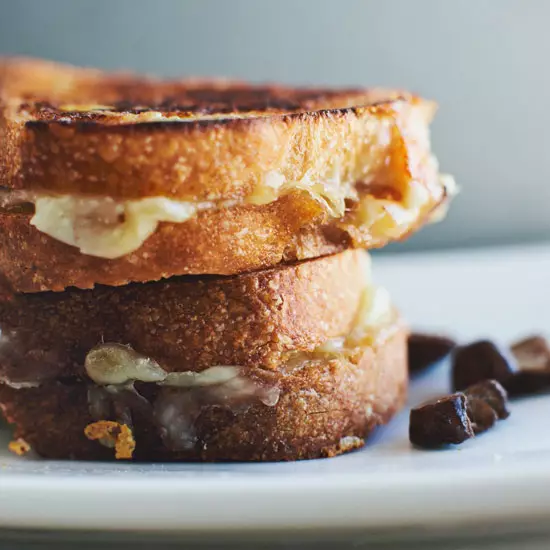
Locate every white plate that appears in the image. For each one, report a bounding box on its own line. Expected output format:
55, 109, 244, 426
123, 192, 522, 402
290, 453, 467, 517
2, 244, 550, 535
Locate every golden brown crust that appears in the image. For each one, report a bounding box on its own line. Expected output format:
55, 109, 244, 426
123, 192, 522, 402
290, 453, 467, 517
0, 57, 433, 200
0, 250, 369, 384
0, 56, 396, 112
0, 193, 334, 292
0, 194, 386, 293
12, 100, 427, 200
0, 327, 407, 461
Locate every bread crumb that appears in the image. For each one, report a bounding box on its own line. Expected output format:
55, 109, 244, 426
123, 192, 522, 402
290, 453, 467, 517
8, 438, 31, 456
84, 421, 135, 459
337, 435, 364, 453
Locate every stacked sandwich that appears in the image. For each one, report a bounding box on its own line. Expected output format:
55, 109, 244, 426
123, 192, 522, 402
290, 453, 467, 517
0, 58, 453, 461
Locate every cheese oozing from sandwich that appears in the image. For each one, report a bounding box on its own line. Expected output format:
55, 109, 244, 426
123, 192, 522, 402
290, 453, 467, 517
30, 196, 208, 259
22, 169, 454, 259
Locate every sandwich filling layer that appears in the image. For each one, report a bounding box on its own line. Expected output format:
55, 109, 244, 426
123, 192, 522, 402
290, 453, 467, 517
0, 172, 454, 259
0, 324, 409, 460
81, 278, 399, 452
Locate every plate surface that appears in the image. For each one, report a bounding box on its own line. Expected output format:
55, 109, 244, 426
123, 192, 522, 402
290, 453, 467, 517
2, 244, 550, 534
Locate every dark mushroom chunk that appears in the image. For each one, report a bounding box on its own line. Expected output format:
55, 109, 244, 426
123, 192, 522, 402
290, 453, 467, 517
408, 332, 456, 374
452, 340, 516, 391
464, 379, 510, 420
505, 335, 550, 397
409, 393, 474, 449
511, 335, 550, 371
410, 379, 511, 449
505, 371, 550, 397
465, 397, 498, 434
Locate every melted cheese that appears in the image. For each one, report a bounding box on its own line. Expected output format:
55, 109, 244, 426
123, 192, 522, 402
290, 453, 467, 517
84, 345, 280, 415
31, 196, 204, 259
352, 179, 431, 239
19, 169, 454, 260
427, 173, 459, 224
345, 284, 394, 346
248, 168, 358, 219
85, 343, 167, 385
27, 184, 429, 259
315, 256, 395, 353
85, 343, 242, 387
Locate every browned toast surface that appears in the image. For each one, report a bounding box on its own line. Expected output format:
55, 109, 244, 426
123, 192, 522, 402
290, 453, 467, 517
0, 326, 407, 461
0, 56, 406, 122
0, 56, 430, 199
0, 250, 377, 385
0, 192, 442, 293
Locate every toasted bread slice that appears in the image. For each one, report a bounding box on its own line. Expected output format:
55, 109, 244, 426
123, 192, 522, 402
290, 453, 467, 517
0, 325, 407, 461
0, 250, 397, 386
0, 57, 452, 292
0, 190, 442, 293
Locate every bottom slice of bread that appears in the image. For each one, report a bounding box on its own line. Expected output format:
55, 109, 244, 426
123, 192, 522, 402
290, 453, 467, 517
0, 327, 407, 462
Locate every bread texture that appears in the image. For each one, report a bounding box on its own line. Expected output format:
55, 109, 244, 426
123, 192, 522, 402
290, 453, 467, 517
0, 59, 418, 462
0, 58, 433, 200
0, 57, 451, 292
0, 190, 443, 293
0, 326, 407, 461
0, 250, 372, 385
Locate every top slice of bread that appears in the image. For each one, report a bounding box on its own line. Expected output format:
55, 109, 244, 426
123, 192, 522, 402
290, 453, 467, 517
0, 56, 437, 200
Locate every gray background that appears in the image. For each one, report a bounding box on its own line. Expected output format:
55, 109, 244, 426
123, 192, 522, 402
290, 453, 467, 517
0, 0, 547, 251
